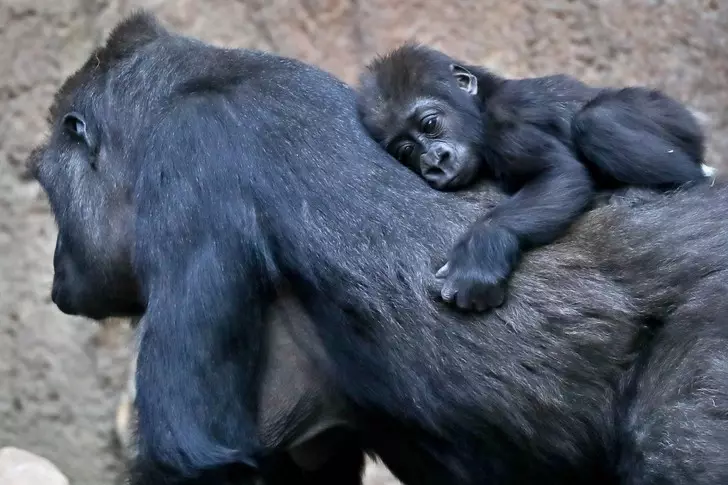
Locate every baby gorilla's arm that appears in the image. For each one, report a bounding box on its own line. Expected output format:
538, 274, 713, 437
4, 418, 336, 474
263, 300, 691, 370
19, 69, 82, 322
436, 123, 594, 311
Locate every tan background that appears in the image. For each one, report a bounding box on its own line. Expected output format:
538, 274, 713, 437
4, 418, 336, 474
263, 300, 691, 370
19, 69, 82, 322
1, 1, 727, 484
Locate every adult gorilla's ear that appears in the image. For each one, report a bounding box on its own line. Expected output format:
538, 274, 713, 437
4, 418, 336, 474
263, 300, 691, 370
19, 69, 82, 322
451, 64, 478, 96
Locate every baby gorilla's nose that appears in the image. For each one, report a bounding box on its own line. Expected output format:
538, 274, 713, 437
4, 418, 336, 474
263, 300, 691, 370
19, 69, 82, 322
420, 146, 454, 189
434, 146, 451, 161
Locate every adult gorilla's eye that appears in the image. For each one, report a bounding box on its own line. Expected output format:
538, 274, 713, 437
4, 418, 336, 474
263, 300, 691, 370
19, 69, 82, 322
62, 112, 88, 142
62, 112, 97, 169
395, 144, 414, 162
421, 115, 439, 135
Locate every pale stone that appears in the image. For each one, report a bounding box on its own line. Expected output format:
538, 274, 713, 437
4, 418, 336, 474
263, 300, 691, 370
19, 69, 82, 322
0, 447, 69, 485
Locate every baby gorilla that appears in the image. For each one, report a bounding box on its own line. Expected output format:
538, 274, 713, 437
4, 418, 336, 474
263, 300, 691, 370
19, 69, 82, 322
357, 43, 714, 312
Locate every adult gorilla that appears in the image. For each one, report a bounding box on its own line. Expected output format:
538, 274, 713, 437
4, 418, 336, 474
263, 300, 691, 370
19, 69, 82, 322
29, 12, 728, 485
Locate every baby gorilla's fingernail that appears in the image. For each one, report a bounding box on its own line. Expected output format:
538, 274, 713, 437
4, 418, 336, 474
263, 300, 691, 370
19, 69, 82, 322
436, 263, 450, 278
701, 164, 716, 177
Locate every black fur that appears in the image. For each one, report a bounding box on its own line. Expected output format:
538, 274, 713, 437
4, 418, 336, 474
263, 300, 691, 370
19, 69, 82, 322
573, 86, 707, 187
357, 44, 710, 311
29, 13, 728, 485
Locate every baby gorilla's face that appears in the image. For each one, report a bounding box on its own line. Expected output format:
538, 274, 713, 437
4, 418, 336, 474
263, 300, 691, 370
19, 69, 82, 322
356, 44, 487, 190
378, 96, 484, 191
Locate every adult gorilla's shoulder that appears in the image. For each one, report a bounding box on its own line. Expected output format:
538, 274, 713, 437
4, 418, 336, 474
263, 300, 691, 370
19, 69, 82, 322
30, 12, 728, 485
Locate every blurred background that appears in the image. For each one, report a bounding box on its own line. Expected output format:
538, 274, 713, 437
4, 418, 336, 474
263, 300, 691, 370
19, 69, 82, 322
0, 0, 726, 483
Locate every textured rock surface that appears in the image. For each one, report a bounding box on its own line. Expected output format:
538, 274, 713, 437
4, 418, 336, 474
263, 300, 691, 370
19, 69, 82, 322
1, 1, 726, 484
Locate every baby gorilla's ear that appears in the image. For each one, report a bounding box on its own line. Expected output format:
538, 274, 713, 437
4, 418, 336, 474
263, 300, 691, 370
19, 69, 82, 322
451, 64, 478, 96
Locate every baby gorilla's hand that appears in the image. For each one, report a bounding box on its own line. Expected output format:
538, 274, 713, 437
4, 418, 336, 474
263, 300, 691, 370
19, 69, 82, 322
435, 224, 520, 312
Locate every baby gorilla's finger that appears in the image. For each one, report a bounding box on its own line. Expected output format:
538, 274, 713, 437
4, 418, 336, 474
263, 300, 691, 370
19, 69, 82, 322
441, 279, 458, 302
456, 288, 474, 311
426, 273, 445, 301
473, 299, 489, 312
483, 282, 506, 308
464, 279, 507, 312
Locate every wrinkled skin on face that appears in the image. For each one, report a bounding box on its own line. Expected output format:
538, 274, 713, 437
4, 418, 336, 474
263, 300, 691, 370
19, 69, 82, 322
378, 94, 483, 191
357, 45, 486, 191
28, 87, 144, 320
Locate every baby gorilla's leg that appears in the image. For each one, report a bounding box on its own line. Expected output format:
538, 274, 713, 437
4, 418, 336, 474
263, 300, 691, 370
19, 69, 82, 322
573, 87, 706, 188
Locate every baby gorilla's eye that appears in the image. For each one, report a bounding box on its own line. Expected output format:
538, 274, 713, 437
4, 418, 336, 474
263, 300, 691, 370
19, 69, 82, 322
421, 115, 439, 135
395, 143, 414, 162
